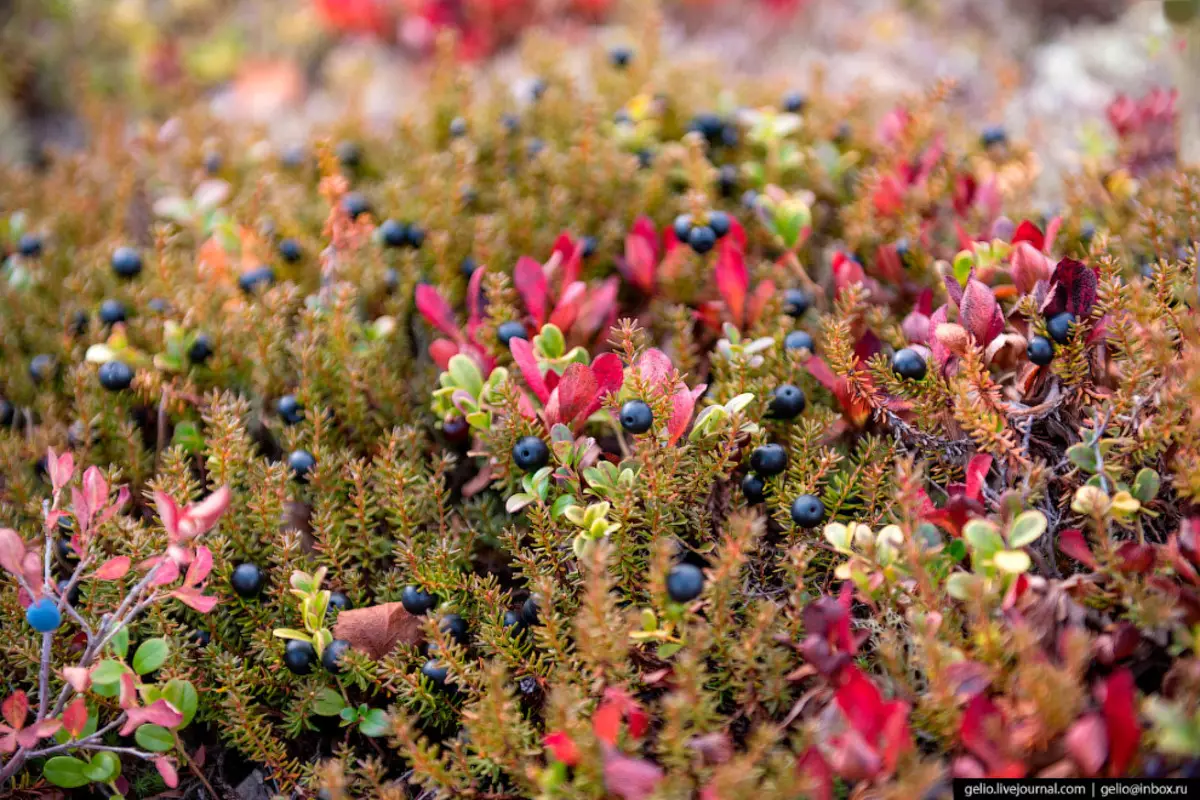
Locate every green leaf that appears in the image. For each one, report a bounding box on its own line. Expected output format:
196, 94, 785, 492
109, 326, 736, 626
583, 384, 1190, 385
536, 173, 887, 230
162, 679, 199, 727
1133, 468, 1161, 504
550, 495, 577, 519
952, 250, 974, 285
91, 659, 128, 684
339, 707, 357, 723
992, 549, 1032, 574
171, 421, 204, 454
1007, 510, 1047, 548
1066, 443, 1098, 473
109, 626, 129, 659
314, 688, 348, 717
132, 638, 169, 675
273, 628, 312, 642
656, 641, 683, 659
358, 708, 391, 737
43, 757, 91, 788
134, 724, 175, 753
447, 354, 483, 399
963, 520, 1004, 556
945, 572, 976, 601
538, 324, 566, 358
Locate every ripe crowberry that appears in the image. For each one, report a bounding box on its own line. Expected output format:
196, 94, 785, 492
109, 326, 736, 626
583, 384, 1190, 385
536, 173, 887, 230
189, 334, 214, 365
782, 91, 806, 113
203, 152, 223, 174
98, 361, 134, 392
673, 214, 693, 242
892, 348, 927, 381
0, 398, 14, 427
688, 226, 717, 254
17, 234, 42, 257
335, 140, 361, 168
111, 246, 143, 279
341, 192, 371, 220
741, 472, 766, 504
666, 563, 705, 603
785, 330, 815, 353
231, 563, 265, 598
68, 310, 88, 336
401, 586, 438, 616
791, 494, 825, 528
278, 238, 302, 263
98, 299, 127, 326
460, 256, 478, 277
980, 126, 1008, 148
521, 595, 540, 626
380, 219, 408, 248
619, 400, 654, 434
503, 610, 525, 633
421, 659, 449, 688
283, 639, 316, 675
717, 165, 739, 198
29, 354, 55, 384
57, 579, 80, 606
440, 614, 470, 647
277, 395, 303, 425
609, 45, 633, 68
1027, 335, 1055, 366
784, 288, 810, 318
769, 385, 806, 420
512, 436, 549, 472
405, 224, 426, 249
26, 598, 61, 633
449, 117, 468, 138
707, 211, 732, 239
288, 449, 316, 482
1047, 312, 1075, 345
328, 591, 352, 613
322, 639, 351, 674
238, 266, 275, 294
750, 443, 788, 477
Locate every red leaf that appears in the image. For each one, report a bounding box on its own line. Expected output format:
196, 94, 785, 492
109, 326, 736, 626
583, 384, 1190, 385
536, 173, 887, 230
120, 699, 184, 736
603, 750, 663, 800
593, 699, 622, 745
48, 448, 74, 494
958, 279, 1003, 346
668, 385, 705, 445
180, 486, 231, 539
590, 353, 625, 402
960, 694, 1026, 778
185, 545, 214, 586
835, 667, 886, 739
429, 339, 459, 371
1065, 713, 1108, 776
16, 719, 61, 747
155, 757, 179, 789
574, 277, 619, 341
796, 748, 833, 800
1042, 258, 1099, 317
62, 697, 88, 738
832, 252, 866, 299
0, 528, 26, 577
551, 233, 584, 288
1058, 529, 1098, 568
1012, 220, 1045, 251
93, 556, 131, 581
2, 691, 28, 730
154, 492, 182, 541
82, 466, 108, 519
746, 280, 776, 329
466, 264, 487, 335
96, 486, 130, 527
510, 337, 550, 404
545, 364, 598, 430
152, 558, 180, 586
714, 244, 749, 328
549, 281, 586, 332
1103, 669, 1139, 776
1010, 242, 1053, 294
1115, 542, 1155, 574
964, 455, 992, 502
171, 587, 219, 613
544, 731, 579, 766
514, 256, 549, 328
415, 285, 462, 340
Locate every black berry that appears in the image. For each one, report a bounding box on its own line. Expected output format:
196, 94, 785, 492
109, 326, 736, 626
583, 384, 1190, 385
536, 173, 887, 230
98, 299, 127, 326
288, 449, 315, 482
111, 247, 143, 279
769, 385, 806, 420
322, 639, 351, 674
29, 354, 55, 384
449, 117, 468, 138
688, 226, 717, 254
666, 563, 705, 603
581, 236, 598, 258
688, 112, 726, 146
521, 595, 540, 627
57, 578, 80, 606
673, 214, 693, 242
336, 141, 362, 168
277, 395, 304, 425
1047, 312, 1075, 345
405, 224, 425, 250
203, 152, 223, 174
68, 310, 88, 336
785, 330, 815, 353
791, 494, 825, 528
892, 348, 927, 381
708, 211, 731, 239
380, 219, 408, 248
782, 91, 806, 114
238, 266, 275, 294
98, 361, 134, 392
750, 443, 788, 477
619, 400, 654, 434
784, 289, 811, 318
0, 398, 13, 427
460, 255, 478, 277
609, 46, 633, 68
512, 436, 549, 472
283, 639, 316, 675
17, 234, 42, 257
147, 298, 169, 314
980, 126, 1008, 148
401, 585, 438, 616
440, 613, 469, 647
741, 472, 766, 504
421, 659, 449, 688
231, 563, 265, 598
341, 192, 371, 220
189, 334, 214, 365
191, 628, 211, 647
1027, 335, 1055, 366
328, 591, 352, 613
503, 610, 525, 633
278, 238, 302, 263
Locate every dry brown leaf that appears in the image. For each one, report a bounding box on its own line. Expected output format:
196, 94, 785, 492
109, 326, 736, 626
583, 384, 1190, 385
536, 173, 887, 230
333, 602, 424, 659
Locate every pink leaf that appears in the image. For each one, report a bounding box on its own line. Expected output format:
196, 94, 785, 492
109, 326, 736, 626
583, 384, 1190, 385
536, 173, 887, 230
603, 750, 664, 800
70, 489, 91, 535
902, 310, 931, 344
48, 448, 74, 494
63, 667, 91, 692
549, 281, 586, 332
62, 697, 88, 738
152, 559, 180, 586
746, 280, 776, 329
546, 364, 598, 430
958, 280, 1003, 346
514, 256, 549, 327
964, 455, 992, 501
960, 694, 1026, 778
96, 486, 130, 527
185, 546, 214, 586
171, 587, 219, 613
2, 691, 28, 730
552, 233, 584, 288
797, 748, 833, 800
82, 466, 108, 516
667, 385, 705, 445
119, 674, 138, 709
1058, 529, 1098, 568
510, 337, 550, 403
154, 492, 182, 540
1011, 220, 1045, 251
155, 757, 179, 789
588, 354, 626, 412
621, 219, 658, 293
1065, 713, 1108, 776
415, 284, 462, 340
1103, 669, 1139, 776
120, 699, 184, 736
93, 556, 131, 581
574, 277, 619, 341
928, 305, 952, 367
429, 339, 459, 371
714, 245, 749, 328
1044, 216, 1063, 253
16, 719, 61, 747
180, 486, 231, 539
0, 528, 25, 577
466, 265, 487, 335
1010, 242, 1053, 294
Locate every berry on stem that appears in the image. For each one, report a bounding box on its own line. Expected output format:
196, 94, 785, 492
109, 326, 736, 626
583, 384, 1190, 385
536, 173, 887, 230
322, 639, 351, 674
741, 472, 766, 504
111, 246, 143, 279
99, 299, 127, 326
666, 563, 705, 603
791, 494, 825, 528
30, 354, 55, 384
619, 400, 654, 434
422, 659, 449, 688
1047, 312, 1075, 345
512, 436, 549, 472
17, 234, 42, 257
401, 586, 438, 616
688, 226, 717, 254
784, 288, 810, 318
277, 395, 304, 425
283, 639, 316, 675
238, 266, 275, 294
231, 563, 265, 598
497, 321, 528, 347
288, 449, 316, 482
189, 334, 214, 365
707, 211, 732, 239
1028, 335, 1055, 366
380, 219, 408, 248
785, 330, 815, 353
750, 443, 788, 477
892, 348, 927, 381
521, 595, 540, 627
769, 385, 806, 420
328, 591, 352, 613
278, 238, 302, 263
341, 192, 371, 220
98, 361, 134, 392
440, 613, 470, 647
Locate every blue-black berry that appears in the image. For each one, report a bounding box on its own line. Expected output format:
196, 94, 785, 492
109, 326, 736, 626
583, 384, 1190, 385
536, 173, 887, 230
449, 117, 468, 138
980, 126, 1008, 148
336, 141, 362, 168
512, 436, 549, 472
769, 385, 806, 420
791, 494, 825, 528
784, 288, 811, 318
750, 443, 788, 477
277, 394, 304, 425
688, 226, 717, 254
892, 348, 927, 381
380, 219, 408, 248
619, 400, 654, 434
785, 330, 815, 353
111, 247, 143, 279
1027, 335, 1055, 366
98, 361, 134, 392
99, 299, 127, 326
288, 449, 315, 482
30, 354, 55, 385
238, 266, 275, 294
782, 91, 806, 114
521, 595, 540, 627
708, 211, 732, 239
666, 563, 705, 603
17, 234, 42, 257
278, 238, 302, 263
189, 334, 214, 365
322, 639, 351, 674
741, 472, 766, 504
440, 613, 470, 647
609, 45, 633, 68
0, 398, 14, 427
717, 165, 739, 198
283, 639, 316, 675
341, 192, 371, 220
401, 585, 438, 616
1047, 312, 1075, 345
673, 214, 693, 242
421, 659, 449, 688
405, 224, 426, 250
231, 563, 265, 598
328, 591, 352, 613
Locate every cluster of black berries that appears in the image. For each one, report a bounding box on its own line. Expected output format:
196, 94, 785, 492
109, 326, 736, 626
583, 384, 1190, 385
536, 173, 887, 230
740, 442, 825, 528
1027, 311, 1075, 367
379, 218, 427, 250
673, 211, 732, 255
